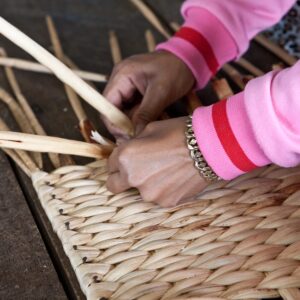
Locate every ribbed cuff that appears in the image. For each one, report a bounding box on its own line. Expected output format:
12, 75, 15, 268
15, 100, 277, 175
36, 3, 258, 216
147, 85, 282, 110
192, 92, 270, 180
156, 7, 237, 89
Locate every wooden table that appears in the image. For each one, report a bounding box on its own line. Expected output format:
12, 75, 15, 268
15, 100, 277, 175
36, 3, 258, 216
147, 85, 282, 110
0, 0, 284, 299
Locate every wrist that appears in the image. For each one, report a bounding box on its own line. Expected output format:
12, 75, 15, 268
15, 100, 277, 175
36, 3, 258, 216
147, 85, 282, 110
156, 49, 196, 90
156, 49, 196, 96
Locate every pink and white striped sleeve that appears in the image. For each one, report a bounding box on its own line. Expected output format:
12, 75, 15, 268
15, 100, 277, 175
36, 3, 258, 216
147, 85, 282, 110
157, 0, 297, 180
195, 62, 300, 180
157, 0, 295, 89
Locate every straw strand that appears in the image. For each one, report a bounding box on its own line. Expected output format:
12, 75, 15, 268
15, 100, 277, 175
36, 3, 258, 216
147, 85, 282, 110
0, 17, 133, 136
0, 86, 43, 167
46, 16, 87, 122
130, 0, 172, 39
0, 131, 113, 159
254, 34, 297, 66
0, 118, 37, 173
0, 48, 63, 168
0, 56, 107, 82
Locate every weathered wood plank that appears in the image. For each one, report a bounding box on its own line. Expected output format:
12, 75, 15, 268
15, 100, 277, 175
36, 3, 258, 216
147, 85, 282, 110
0, 152, 67, 299
15, 169, 86, 300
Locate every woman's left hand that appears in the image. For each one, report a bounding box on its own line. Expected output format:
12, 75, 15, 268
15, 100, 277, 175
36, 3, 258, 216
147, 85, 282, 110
106, 117, 209, 207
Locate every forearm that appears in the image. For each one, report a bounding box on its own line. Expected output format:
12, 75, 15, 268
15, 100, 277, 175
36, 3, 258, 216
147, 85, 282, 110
194, 61, 300, 180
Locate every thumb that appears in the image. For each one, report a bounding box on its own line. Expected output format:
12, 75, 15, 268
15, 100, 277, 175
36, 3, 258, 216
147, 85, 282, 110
132, 83, 167, 135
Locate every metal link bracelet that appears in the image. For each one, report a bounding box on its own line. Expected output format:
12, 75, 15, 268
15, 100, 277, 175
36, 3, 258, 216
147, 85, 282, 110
185, 115, 221, 182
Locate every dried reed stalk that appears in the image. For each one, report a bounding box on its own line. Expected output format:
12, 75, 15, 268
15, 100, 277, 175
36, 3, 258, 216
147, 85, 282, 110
0, 131, 113, 159
61, 55, 102, 144
109, 31, 122, 65
0, 87, 34, 135
222, 64, 247, 90
236, 58, 264, 77
272, 63, 285, 71
46, 16, 87, 121
0, 118, 37, 174
0, 48, 45, 134
46, 16, 94, 146
62, 55, 80, 72
2, 147, 32, 177
212, 78, 233, 100
0, 57, 107, 82
185, 92, 202, 114
0, 48, 61, 168
0, 17, 133, 136
254, 34, 297, 66
0, 87, 43, 167
130, 0, 172, 39
145, 29, 156, 52
169, 22, 180, 32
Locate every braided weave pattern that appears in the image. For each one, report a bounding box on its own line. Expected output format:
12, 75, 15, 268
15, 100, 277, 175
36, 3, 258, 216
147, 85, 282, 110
32, 160, 300, 300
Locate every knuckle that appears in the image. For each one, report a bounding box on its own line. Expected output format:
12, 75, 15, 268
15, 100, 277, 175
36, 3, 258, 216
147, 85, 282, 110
162, 194, 181, 207
113, 60, 127, 72
140, 188, 156, 203
127, 173, 137, 187
144, 120, 159, 132
159, 200, 173, 208
139, 190, 150, 202
107, 155, 113, 167
106, 176, 116, 193
114, 57, 138, 73
137, 111, 152, 123
152, 81, 168, 96
118, 145, 132, 165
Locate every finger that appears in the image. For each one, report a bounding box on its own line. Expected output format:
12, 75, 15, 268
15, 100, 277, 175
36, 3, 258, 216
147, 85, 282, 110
107, 148, 120, 174
102, 71, 142, 139
102, 116, 131, 141
177, 195, 196, 206
133, 82, 168, 135
103, 71, 138, 108
113, 105, 140, 143
106, 172, 130, 194
102, 75, 137, 138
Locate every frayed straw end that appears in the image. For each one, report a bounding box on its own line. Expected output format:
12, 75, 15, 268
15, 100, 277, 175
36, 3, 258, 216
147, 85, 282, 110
0, 131, 113, 159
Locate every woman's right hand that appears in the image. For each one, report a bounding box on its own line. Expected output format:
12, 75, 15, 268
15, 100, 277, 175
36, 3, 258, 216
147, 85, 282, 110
103, 50, 195, 138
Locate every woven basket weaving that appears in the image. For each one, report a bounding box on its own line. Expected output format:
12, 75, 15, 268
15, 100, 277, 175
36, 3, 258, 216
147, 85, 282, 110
31, 161, 300, 300
0, 16, 299, 300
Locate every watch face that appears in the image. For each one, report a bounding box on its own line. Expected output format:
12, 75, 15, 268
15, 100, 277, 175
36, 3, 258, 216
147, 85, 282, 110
264, 3, 300, 59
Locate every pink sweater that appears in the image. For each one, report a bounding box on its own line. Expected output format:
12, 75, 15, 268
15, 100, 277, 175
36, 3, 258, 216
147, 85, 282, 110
157, 0, 298, 180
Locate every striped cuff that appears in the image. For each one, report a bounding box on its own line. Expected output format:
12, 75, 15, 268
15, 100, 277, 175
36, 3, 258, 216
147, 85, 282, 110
156, 7, 237, 89
192, 92, 271, 180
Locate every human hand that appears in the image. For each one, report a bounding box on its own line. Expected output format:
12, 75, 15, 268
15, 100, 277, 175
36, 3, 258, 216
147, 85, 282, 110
103, 51, 195, 139
106, 117, 208, 207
